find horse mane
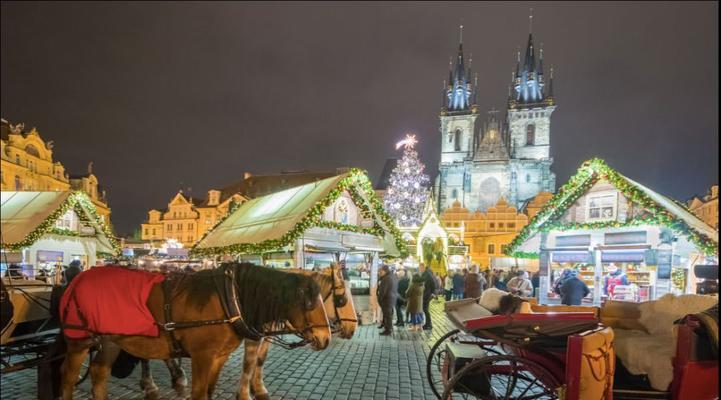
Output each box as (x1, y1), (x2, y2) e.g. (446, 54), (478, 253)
(185, 263), (321, 331)
(283, 268), (334, 297)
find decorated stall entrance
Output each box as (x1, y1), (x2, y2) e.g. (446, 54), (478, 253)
(1, 191), (119, 277)
(508, 159), (718, 305)
(191, 169), (406, 320)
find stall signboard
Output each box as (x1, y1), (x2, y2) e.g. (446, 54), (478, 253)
(552, 252), (593, 263)
(605, 231), (647, 245)
(601, 251), (645, 263)
(556, 235), (591, 247)
(657, 250), (672, 279)
(36, 250), (63, 263)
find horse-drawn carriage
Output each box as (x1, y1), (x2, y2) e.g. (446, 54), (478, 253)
(427, 295), (718, 400)
(1, 276), (93, 383)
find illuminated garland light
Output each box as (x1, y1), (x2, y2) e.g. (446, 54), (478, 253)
(1, 191), (121, 255)
(508, 158), (718, 258)
(190, 169), (408, 258)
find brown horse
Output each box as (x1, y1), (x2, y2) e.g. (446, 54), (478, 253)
(238, 265), (358, 400)
(60, 263), (331, 400)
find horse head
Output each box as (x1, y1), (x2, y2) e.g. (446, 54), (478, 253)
(286, 276), (331, 350)
(325, 266), (357, 339)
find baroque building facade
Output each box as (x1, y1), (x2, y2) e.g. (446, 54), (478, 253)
(687, 185), (718, 229)
(0, 119), (111, 223)
(435, 28), (557, 214)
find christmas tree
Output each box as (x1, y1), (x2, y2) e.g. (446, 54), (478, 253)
(384, 134), (430, 227)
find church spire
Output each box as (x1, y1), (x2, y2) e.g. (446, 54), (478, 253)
(445, 24), (473, 113)
(510, 13), (552, 108)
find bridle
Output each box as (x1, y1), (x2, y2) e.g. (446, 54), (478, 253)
(261, 289), (330, 350)
(323, 264), (358, 333)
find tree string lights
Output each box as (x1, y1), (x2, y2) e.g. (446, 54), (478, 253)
(385, 134), (430, 227)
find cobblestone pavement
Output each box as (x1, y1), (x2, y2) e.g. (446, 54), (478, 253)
(1, 299), (457, 399)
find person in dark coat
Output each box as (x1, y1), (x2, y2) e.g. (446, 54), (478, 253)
(395, 269), (410, 327)
(464, 265), (486, 298)
(405, 273), (425, 331)
(377, 264), (398, 335)
(558, 272), (590, 305)
(419, 263), (437, 330)
(452, 269), (465, 300)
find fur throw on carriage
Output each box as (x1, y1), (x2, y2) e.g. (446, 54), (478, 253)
(604, 293), (718, 391)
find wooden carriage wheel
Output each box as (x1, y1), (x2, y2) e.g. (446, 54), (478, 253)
(441, 355), (561, 400)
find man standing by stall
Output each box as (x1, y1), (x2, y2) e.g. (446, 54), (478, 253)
(377, 264), (397, 336)
(419, 262), (437, 330)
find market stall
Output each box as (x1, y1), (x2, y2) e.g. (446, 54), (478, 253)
(191, 169), (406, 320)
(1, 191), (119, 276)
(508, 159), (718, 305)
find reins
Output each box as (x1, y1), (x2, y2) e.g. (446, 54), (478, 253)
(325, 264), (358, 331)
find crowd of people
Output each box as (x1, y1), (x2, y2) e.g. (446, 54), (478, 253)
(376, 263), (537, 335)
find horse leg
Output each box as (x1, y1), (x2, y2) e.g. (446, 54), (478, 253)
(89, 341), (121, 400)
(190, 354), (215, 400)
(207, 353), (231, 398)
(60, 345), (88, 400)
(236, 339), (259, 400)
(250, 339), (272, 400)
(139, 359), (160, 400)
(165, 358), (188, 397)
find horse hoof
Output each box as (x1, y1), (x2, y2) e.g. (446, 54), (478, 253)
(254, 393), (271, 400)
(173, 378), (188, 395)
(144, 389), (160, 400)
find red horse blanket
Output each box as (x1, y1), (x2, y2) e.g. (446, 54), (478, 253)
(60, 266), (166, 339)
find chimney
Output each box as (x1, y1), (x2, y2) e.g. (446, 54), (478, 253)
(244, 172), (253, 180)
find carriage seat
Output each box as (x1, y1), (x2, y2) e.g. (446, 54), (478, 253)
(601, 294), (718, 392)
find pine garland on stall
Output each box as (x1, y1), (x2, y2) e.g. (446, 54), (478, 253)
(190, 169), (408, 258)
(507, 158), (717, 258)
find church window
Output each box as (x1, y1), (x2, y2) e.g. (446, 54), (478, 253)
(526, 124), (535, 145)
(448, 134), (453, 143)
(454, 129), (462, 151)
(488, 244), (495, 254)
(451, 189), (458, 199)
(526, 174), (531, 183)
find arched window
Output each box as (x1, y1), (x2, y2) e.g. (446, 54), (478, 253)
(454, 129), (462, 151)
(526, 174), (531, 183)
(451, 189), (458, 199)
(15, 176), (22, 190)
(526, 124), (535, 145)
(25, 144), (40, 158)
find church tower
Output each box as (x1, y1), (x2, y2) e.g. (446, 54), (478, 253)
(437, 26), (480, 211)
(506, 15), (557, 204)
(507, 26), (556, 161)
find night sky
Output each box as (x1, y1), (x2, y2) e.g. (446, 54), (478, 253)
(1, 2), (718, 235)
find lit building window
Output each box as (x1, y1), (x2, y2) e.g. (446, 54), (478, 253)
(488, 244), (495, 254)
(586, 192), (617, 221)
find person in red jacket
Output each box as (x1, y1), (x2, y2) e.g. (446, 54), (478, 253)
(604, 264), (629, 298)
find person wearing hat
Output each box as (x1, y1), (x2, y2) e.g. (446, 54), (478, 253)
(558, 270), (590, 305)
(604, 263), (628, 298)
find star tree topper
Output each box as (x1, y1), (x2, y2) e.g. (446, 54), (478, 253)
(395, 134), (418, 150)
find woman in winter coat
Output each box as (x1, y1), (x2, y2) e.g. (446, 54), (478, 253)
(405, 273), (426, 331)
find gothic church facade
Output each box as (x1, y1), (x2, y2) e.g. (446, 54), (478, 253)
(435, 29), (557, 213)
